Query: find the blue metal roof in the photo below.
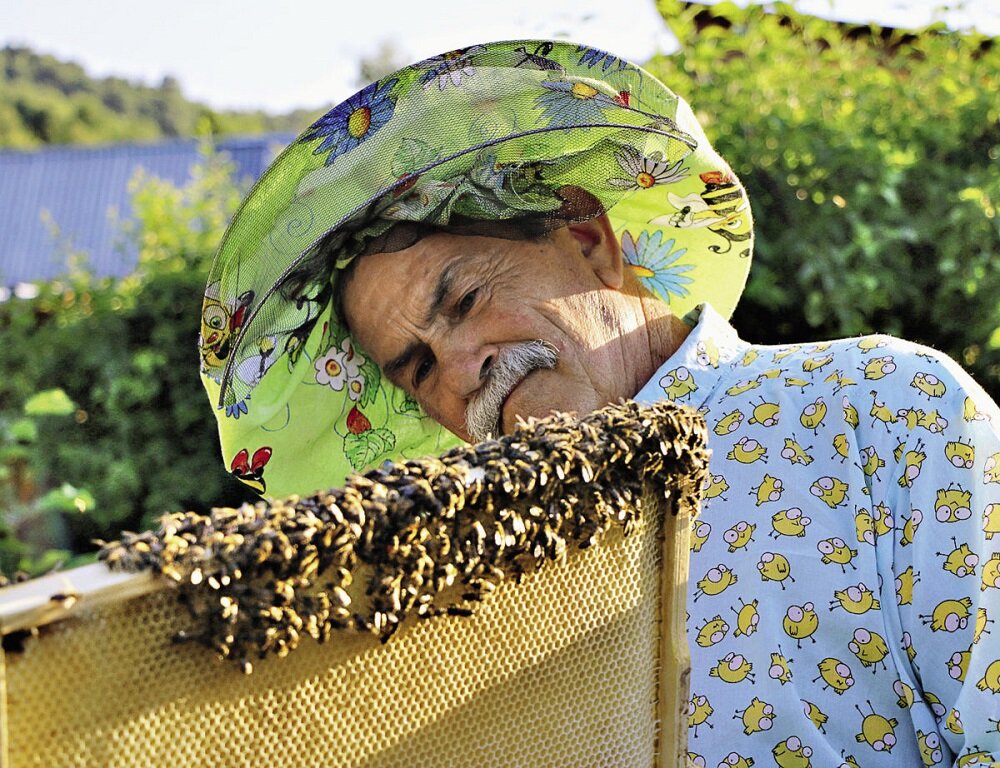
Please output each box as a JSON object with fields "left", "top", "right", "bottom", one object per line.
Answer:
{"left": 0, "top": 134, "right": 295, "bottom": 286}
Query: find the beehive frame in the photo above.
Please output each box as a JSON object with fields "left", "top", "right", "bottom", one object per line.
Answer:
{"left": 0, "top": 402, "right": 707, "bottom": 768}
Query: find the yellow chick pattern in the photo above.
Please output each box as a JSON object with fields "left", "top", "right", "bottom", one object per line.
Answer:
{"left": 635, "top": 304, "right": 1000, "bottom": 766}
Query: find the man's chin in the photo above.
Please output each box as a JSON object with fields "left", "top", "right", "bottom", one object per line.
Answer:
{"left": 498, "top": 370, "right": 546, "bottom": 434}
{"left": 497, "top": 392, "right": 521, "bottom": 437}
{"left": 499, "top": 374, "right": 582, "bottom": 435}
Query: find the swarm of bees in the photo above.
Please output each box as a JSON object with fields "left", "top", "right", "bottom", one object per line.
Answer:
{"left": 99, "top": 401, "right": 708, "bottom": 673}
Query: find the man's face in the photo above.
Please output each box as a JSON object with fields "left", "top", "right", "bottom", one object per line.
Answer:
{"left": 341, "top": 218, "right": 632, "bottom": 442}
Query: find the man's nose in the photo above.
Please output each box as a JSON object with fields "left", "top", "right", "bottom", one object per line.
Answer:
{"left": 439, "top": 337, "right": 497, "bottom": 398}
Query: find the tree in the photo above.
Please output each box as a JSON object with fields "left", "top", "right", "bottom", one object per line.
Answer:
{"left": 0, "top": 45, "right": 321, "bottom": 148}
{"left": 355, "top": 40, "right": 408, "bottom": 88}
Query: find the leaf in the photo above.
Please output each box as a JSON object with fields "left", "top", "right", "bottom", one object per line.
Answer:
{"left": 359, "top": 357, "right": 381, "bottom": 407}
{"left": 7, "top": 418, "right": 38, "bottom": 444}
{"left": 988, "top": 326, "right": 1000, "bottom": 351}
{"left": 391, "top": 138, "right": 442, "bottom": 176}
{"left": 23, "top": 388, "right": 77, "bottom": 416}
{"left": 38, "top": 483, "right": 96, "bottom": 513}
{"left": 343, "top": 427, "right": 397, "bottom": 470}
{"left": 0, "top": 445, "right": 30, "bottom": 462}
{"left": 396, "top": 390, "right": 421, "bottom": 415}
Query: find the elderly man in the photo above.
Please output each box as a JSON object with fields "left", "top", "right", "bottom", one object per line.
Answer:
{"left": 201, "top": 41, "right": 999, "bottom": 766}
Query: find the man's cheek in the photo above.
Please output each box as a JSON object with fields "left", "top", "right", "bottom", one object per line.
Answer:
{"left": 422, "top": 399, "right": 470, "bottom": 442}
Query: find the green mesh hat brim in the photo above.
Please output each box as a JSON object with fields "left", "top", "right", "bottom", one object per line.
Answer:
{"left": 199, "top": 40, "right": 753, "bottom": 498}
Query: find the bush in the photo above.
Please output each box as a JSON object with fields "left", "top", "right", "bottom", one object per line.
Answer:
{"left": 0, "top": 145, "right": 254, "bottom": 577}
{"left": 650, "top": 1, "right": 999, "bottom": 399}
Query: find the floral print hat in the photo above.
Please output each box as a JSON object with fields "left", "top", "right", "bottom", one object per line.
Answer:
{"left": 200, "top": 39, "right": 753, "bottom": 498}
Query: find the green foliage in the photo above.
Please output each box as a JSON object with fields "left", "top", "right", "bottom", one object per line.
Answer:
{"left": 651, "top": 2, "right": 999, "bottom": 399}
{"left": 0, "top": 46, "right": 323, "bottom": 148}
{"left": 0, "top": 146, "right": 253, "bottom": 578}
{"left": 0, "top": 395, "right": 90, "bottom": 577}
{"left": 23, "top": 388, "right": 77, "bottom": 416}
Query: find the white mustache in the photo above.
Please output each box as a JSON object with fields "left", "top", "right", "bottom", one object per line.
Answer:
{"left": 465, "top": 340, "right": 559, "bottom": 442}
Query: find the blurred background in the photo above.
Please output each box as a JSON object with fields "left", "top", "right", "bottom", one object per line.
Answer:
{"left": 0, "top": 0, "right": 997, "bottom": 579}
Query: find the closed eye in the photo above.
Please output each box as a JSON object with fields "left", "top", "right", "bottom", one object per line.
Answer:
{"left": 413, "top": 354, "right": 435, "bottom": 388}
{"left": 457, "top": 288, "right": 478, "bottom": 317}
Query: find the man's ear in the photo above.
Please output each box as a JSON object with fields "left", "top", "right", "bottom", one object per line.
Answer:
{"left": 567, "top": 213, "right": 624, "bottom": 290}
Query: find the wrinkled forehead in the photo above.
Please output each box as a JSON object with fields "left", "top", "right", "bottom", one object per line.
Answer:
{"left": 339, "top": 231, "right": 494, "bottom": 348}
{"left": 339, "top": 223, "right": 554, "bottom": 326}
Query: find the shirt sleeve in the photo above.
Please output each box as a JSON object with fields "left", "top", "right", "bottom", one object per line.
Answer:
{"left": 885, "top": 352, "right": 1000, "bottom": 766}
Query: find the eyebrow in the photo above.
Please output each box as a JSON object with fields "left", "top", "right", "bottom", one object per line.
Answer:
{"left": 425, "top": 261, "right": 459, "bottom": 325}
{"left": 383, "top": 261, "right": 461, "bottom": 384}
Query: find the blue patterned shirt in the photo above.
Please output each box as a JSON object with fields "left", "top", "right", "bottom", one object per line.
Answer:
{"left": 635, "top": 304, "right": 1000, "bottom": 768}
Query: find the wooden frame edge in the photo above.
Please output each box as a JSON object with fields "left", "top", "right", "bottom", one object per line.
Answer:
{"left": 0, "top": 563, "right": 160, "bottom": 635}
{"left": 656, "top": 501, "right": 693, "bottom": 768}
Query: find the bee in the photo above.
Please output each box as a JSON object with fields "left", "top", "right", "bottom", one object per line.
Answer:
{"left": 48, "top": 591, "right": 81, "bottom": 609}
{"left": 513, "top": 42, "right": 561, "bottom": 70}
{"left": 199, "top": 285, "right": 254, "bottom": 370}
{"left": 661, "top": 172, "right": 752, "bottom": 257}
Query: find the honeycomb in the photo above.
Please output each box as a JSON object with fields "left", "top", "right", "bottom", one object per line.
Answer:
{"left": 0, "top": 402, "right": 706, "bottom": 767}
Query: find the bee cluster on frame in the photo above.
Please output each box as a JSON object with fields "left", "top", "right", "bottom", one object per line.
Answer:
{"left": 100, "top": 401, "right": 708, "bottom": 673}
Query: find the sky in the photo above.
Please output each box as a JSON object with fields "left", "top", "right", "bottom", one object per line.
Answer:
{"left": 1, "top": 0, "right": 996, "bottom": 113}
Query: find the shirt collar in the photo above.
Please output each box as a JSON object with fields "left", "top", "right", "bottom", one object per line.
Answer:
{"left": 634, "top": 303, "right": 749, "bottom": 411}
